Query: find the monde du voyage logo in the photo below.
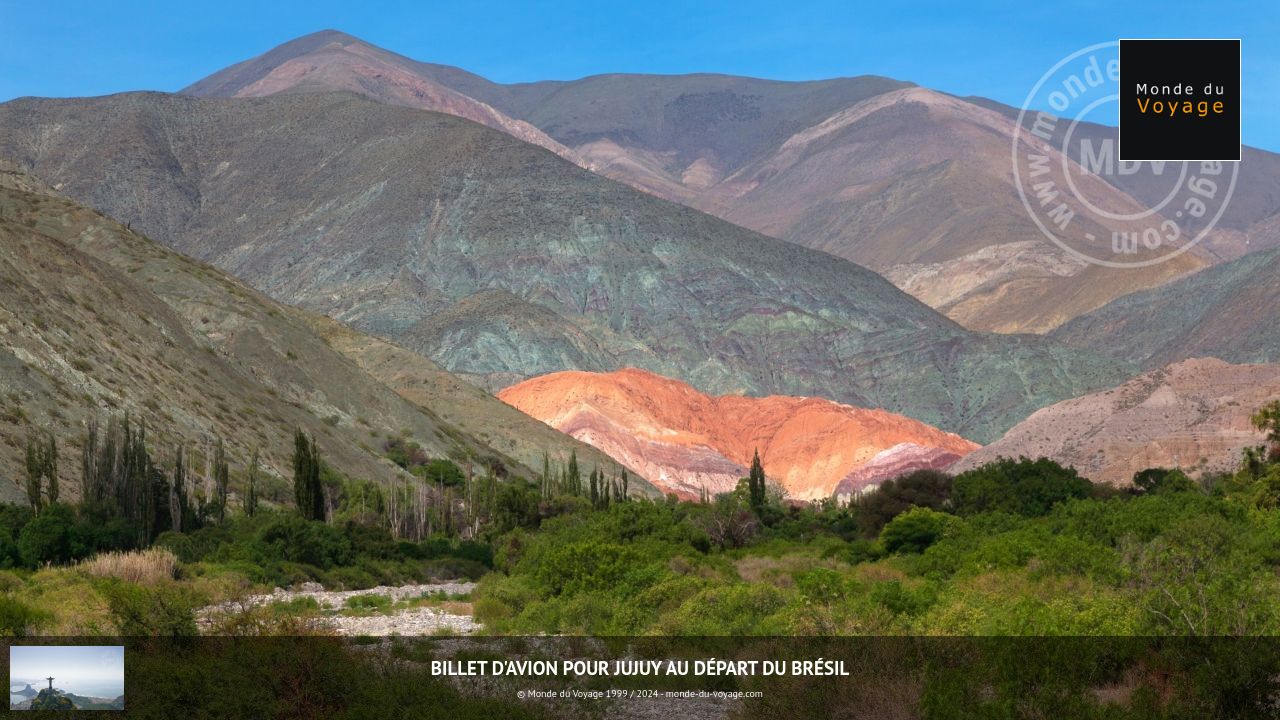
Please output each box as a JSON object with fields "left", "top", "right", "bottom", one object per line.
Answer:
{"left": 1012, "top": 39, "right": 1241, "bottom": 269}
{"left": 1120, "top": 39, "right": 1241, "bottom": 162}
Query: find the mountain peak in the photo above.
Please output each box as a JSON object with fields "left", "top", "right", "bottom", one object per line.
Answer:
{"left": 183, "top": 29, "right": 371, "bottom": 97}
{"left": 300, "top": 28, "right": 361, "bottom": 42}
{"left": 181, "top": 29, "right": 576, "bottom": 161}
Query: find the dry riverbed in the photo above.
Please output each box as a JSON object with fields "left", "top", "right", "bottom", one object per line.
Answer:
{"left": 199, "top": 582, "right": 479, "bottom": 635}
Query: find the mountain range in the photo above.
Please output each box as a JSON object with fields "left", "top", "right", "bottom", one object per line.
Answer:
{"left": 182, "top": 30, "right": 1280, "bottom": 333}
{"left": 0, "top": 91, "right": 1134, "bottom": 444}
{"left": 3, "top": 29, "right": 1278, "bottom": 496}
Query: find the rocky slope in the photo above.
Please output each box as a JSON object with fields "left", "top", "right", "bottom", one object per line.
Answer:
{"left": 1050, "top": 246, "right": 1280, "bottom": 369}
{"left": 0, "top": 164, "right": 616, "bottom": 500}
{"left": 498, "top": 368, "right": 978, "bottom": 500}
{"left": 968, "top": 95, "right": 1280, "bottom": 262}
{"left": 303, "top": 315, "right": 635, "bottom": 485}
{"left": 687, "top": 87, "right": 1207, "bottom": 332}
{"left": 0, "top": 91, "right": 1133, "bottom": 443}
{"left": 951, "top": 358, "right": 1279, "bottom": 485}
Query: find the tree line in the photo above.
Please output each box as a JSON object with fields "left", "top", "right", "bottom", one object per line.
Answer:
{"left": 19, "top": 416, "right": 640, "bottom": 550}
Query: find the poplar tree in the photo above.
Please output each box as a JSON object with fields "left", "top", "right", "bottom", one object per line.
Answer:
{"left": 212, "top": 438, "right": 229, "bottom": 523}
{"left": 292, "top": 430, "right": 324, "bottom": 521}
{"left": 23, "top": 430, "right": 58, "bottom": 511}
{"left": 170, "top": 446, "right": 187, "bottom": 533}
{"left": 244, "top": 447, "right": 260, "bottom": 517}
{"left": 43, "top": 435, "right": 58, "bottom": 505}
{"left": 24, "top": 433, "right": 43, "bottom": 512}
{"left": 748, "top": 449, "right": 766, "bottom": 512}
{"left": 567, "top": 450, "right": 581, "bottom": 497}
{"left": 542, "top": 451, "right": 552, "bottom": 500}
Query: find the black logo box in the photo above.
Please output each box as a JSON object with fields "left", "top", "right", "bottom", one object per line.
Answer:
{"left": 1119, "top": 39, "right": 1241, "bottom": 162}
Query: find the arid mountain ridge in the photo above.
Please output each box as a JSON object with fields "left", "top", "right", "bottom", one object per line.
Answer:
{"left": 0, "top": 162, "right": 636, "bottom": 500}
{"left": 1050, "top": 245, "right": 1280, "bottom": 369}
{"left": 0, "top": 91, "right": 1135, "bottom": 444}
{"left": 183, "top": 30, "right": 1280, "bottom": 333}
{"left": 955, "top": 358, "right": 1277, "bottom": 485}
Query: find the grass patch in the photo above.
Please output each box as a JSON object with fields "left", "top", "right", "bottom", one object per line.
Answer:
{"left": 80, "top": 548, "right": 178, "bottom": 584}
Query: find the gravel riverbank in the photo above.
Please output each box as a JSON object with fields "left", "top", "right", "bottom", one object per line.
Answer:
{"left": 199, "top": 581, "right": 479, "bottom": 636}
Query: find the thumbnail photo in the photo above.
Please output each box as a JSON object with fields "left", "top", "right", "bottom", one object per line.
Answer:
{"left": 9, "top": 646, "right": 124, "bottom": 711}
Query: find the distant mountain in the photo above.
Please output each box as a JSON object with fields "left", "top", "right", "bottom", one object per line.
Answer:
{"left": 0, "top": 162, "right": 632, "bottom": 499}
{"left": 1050, "top": 246, "right": 1280, "bottom": 368}
{"left": 953, "top": 358, "right": 1277, "bottom": 485}
{"left": 498, "top": 368, "right": 978, "bottom": 499}
{"left": 63, "top": 692, "right": 126, "bottom": 710}
{"left": 659, "top": 86, "right": 1207, "bottom": 333}
{"left": 182, "top": 31, "right": 1280, "bottom": 333}
{"left": 12, "top": 684, "right": 36, "bottom": 698}
{"left": 965, "top": 95, "right": 1280, "bottom": 262}
{"left": 184, "top": 30, "right": 576, "bottom": 162}
{"left": 0, "top": 92, "right": 1133, "bottom": 442}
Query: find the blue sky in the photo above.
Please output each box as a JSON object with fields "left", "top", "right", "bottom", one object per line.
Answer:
{"left": 9, "top": 645, "right": 124, "bottom": 695}
{"left": 1, "top": 1, "right": 1276, "bottom": 149}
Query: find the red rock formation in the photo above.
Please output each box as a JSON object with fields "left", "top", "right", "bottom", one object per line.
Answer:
{"left": 498, "top": 368, "right": 978, "bottom": 500}
{"left": 951, "top": 358, "right": 1280, "bottom": 485}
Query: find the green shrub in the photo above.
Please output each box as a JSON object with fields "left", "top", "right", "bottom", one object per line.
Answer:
{"left": 97, "top": 579, "right": 199, "bottom": 636}
{"left": 661, "top": 583, "right": 788, "bottom": 635}
{"left": 795, "top": 568, "right": 846, "bottom": 604}
{"left": 870, "top": 580, "right": 933, "bottom": 616}
{"left": 326, "top": 565, "right": 377, "bottom": 590}
{"left": 841, "top": 539, "right": 884, "bottom": 564}
{"left": 530, "top": 541, "right": 650, "bottom": 597}
{"left": 17, "top": 503, "right": 74, "bottom": 567}
{"left": 418, "top": 459, "right": 465, "bottom": 487}
{"left": 881, "top": 507, "right": 959, "bottom": 554}
{"left": 952, "top": 457, "right": 1092, "bottom": 517}
{"left": 268, "top": 596, "right": 322, "bottom": 615}
{"left": 470, "top": 596, "right": 512, "bottom": 624}
{"left": 257, "top": 515, "right": 354, "bottom": 568}
{"left": 0, "top": 571, "right": 24, "bottom": 593}
{"left": 271, "top": 561, "right": 325, "bottom": 588}
{"left": 852, "top": 469, "right": 953, "bottom": 537}
{"left": 422, "top": 557, "right": 489, "bottom": 581}
{"left": 154, "top": 531, "right": 196, "bottom": 562}
{"left": 345, "top": 593, "right": 392, "bottom": 612}
{"left": 1133, "top": 467, "right": 1198, "bottom": 495}
{"left": 0, "top": 594, "right": 51, "bottom": 636}
{"left": 0, "top": 534, "right": 21, "bottom": 569}
{"left": 0, "top": 504, "right": 33, "bottom": 542}
{"left": 69, "top": 501, "right": 141, "bottom": 557}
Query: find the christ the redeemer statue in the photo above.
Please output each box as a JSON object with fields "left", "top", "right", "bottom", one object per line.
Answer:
{"left": 45, "top": 676, "right": 54, "bottom": 690}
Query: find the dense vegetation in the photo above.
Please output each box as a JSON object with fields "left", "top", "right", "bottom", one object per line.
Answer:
{"left": 1, "top": 402, "right": 1279, "bottom": 643}
{"left": 471, "top": 403, "right": 1280, "bottom": 636}
{"left": 0, "top": 410, "right": 633, "bottom": 636}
